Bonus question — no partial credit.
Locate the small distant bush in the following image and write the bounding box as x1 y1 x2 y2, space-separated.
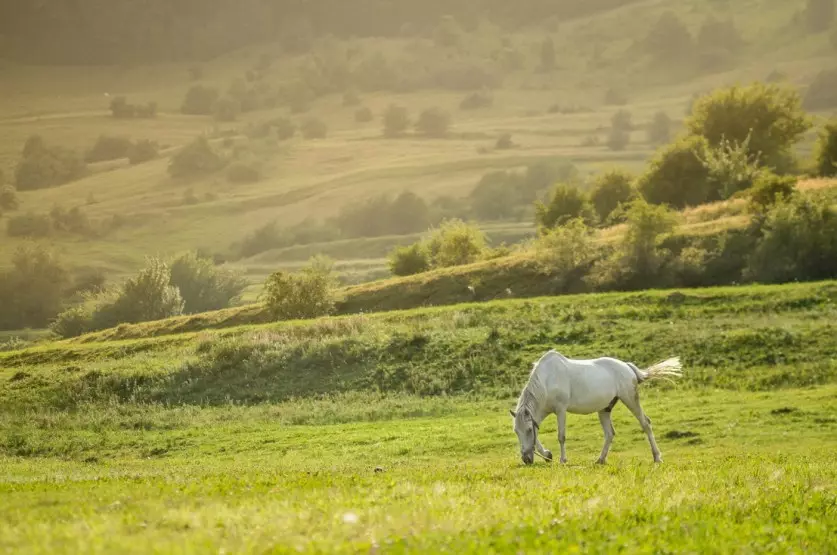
815 120 837 177
589 169 636 223
273 117 296 140
383 105 410 137
355 107 374 123
804 68 837 111
0 185 19 211
747 172 797 213
226 162 261 184
213 97 241 122
14 136 86 191
301 118 328 139
415 107 451 138
7 212 52 238
168 136 225 178
50 205 94 236
647 112 672 145
263 256 338 320
536 184 592 229
50 306 92 338
388 243 431 276
110 96 157 119
128 140 159 165
425 219 487 268
460 90 494 110
611 110 633 131
169 251 247 314
495 133 515 150
606 128 630 151
804 0 835 33
342 89 361 107
637 135 713 208
469 170 520 220
85 135 133 163
181 85 220 116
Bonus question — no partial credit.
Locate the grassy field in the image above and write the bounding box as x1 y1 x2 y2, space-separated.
2 281 837 552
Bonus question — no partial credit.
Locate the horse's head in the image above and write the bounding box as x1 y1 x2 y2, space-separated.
509 407 539 464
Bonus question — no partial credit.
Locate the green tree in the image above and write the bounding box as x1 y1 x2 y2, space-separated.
388 243 431 276
636 135 714 208
589 169 635 223
263 256 339 320
536 184 592 229
383 105 410 138
425 219 487 268
168 137 225 178
415 108 451 138
0 245 69 331
815 120 837 177
169 252 247 314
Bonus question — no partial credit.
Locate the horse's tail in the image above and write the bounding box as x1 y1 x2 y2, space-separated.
630 357 683 386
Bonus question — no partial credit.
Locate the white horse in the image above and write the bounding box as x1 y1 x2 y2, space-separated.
509 350 682 465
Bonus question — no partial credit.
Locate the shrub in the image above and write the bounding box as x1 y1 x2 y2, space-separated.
388 243 431 276
697 132 763 199
50 205 94 236
540 37 556 70
606 128 630 151
0 185 19 211
589 169 636 223
168 136 224 178
815 120 837 177
425 219 487 268
128 140 159 165
50 306 93 338
746 194 837 283
7 212 52 237
804 68 837 111
611 109 633 131
636 135 713 208
747 172 797 213
495 133 515 150
226 162 261 184
535 184 592 229
109 97 157 119
469 170 520 220
415 107 451 138
301 118 328 139
335 191 430 238
647 112 672 145
263 256 338 320
383 105 410 137
0 245 69 331
168 251 247 314
14 136 86 191
213 97 240 122
804 0 835 33
135 102 158 119
85 135 133 163
534 218 597 286
355 107 374 123
91 258 185 330
273 117 297 140
181 85 220 115
688 83 812 171
460 90 494 110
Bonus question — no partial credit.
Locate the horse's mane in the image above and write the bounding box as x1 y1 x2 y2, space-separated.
515 354 552 413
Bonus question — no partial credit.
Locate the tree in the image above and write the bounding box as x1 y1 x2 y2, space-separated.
589 169 635 223
536 184 592 229
687 83 812 172
168 252 247 314
415 107 451 138
181 85 220 115
14 136 86 191
0 184 19 211
611 109 633 131
533 218 596 281
168 137 224 178
606 128 630 151
647 112 672 145
263 256 338 320
815 120 837 177
425 219 487 268
213 97 240 122
643 11 693 65
469 171 519 220
388 243 431 276
383 104 410 138
0 245 69 331
636 135 713 208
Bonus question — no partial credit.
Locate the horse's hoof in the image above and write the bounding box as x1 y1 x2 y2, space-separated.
595 458 607 465
543 450 553 462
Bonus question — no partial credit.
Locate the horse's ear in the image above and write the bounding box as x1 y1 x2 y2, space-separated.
509 410 516 418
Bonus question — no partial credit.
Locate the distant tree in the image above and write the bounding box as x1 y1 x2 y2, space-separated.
263 256 338 320
128 140 159 165
0 245 69 331
213 97 241 122
636 135 713 208
647 112 673 145
355 107 374 123
168 251 247 314
273 117 297 140
460 90 494 110
540 37 556 70
589 169 636 223
14 136 86 191
301 118 328 139
388 243 431 276
6 213 53 238
697 16 745 54
495 133 515 150
85 135 133 163
388 191 432 235
815 120 837 177
383 104 410 138
606 128 630 151
0 184 19 211
536 184 592 229
643 11 693 65
469 170 519 220
804 0 835 33
226 162 261 184
415 107 451 138
611 109 633 131
168 137 225 178
803 68 837 111
181 85 220 115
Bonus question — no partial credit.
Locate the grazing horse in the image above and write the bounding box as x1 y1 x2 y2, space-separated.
509 350 682 465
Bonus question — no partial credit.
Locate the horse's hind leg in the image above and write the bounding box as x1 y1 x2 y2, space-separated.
596 400 617 464
622 391 662 463
557 409 568 464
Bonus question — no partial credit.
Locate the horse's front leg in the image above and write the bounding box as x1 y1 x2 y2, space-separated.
557 409 567 463
535 437 552 462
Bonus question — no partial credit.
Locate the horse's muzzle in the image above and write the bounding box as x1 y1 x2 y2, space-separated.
522 453 534 465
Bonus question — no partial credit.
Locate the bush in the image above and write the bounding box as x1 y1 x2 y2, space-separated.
301 118 328 139
7 212 52 237
495 133 515 150
747 172 797 213
14 136 86 191
128 140 159 165
697 132 763 199
50 205 94 236
469 170 520 220
815 120 837 177
263 256 338 320
0 185 19 211
226 162 261 184
355 107 374 123
425 219 487 268
0 245 69 331
804 0 835 33
688 83 812 171
168 251 247 314
85 135 133 163
606 128 630 151
611 109 633 131
168 136 224 178
181 85 220 115
50 306 92 338
637 135 713 208
590 169 636 223
388 243 431 276
109 97 157 119
804 68 837 111
460 90 494 110
335 191 430 238
534 219 596 287
746 194 837 283
647 112 672 145
415 107 451 138
535 184 592 229
383 105 410 137
273 117 297 140
519 159 579 202
213 97 240 122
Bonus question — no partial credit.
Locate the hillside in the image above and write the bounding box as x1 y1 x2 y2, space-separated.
1 0 836 300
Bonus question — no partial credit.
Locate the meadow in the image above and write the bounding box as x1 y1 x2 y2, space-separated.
2 281 837 553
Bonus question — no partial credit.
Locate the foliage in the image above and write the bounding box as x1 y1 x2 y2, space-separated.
0 245 69 331
606 128 630 151
181 85 220 116
469 170 520 220
697 132 763 199
425 219 487 268
815 120 837 177
14 136 86 191
589 169 636 223
273 117 296 140
388 242 431 276
804 0 835 33
354 107 374 123
128 140 159 165
168 137 225 178
804 68 837 111
6 213 53 238
49 306 93 338
0 184 19 211
383 104 410 137
415 108 451 138
263 256 339 320
495 133 514 150
636 135 713 208
335 191 431 238
109 97 157 119
747 173 797 213
85 135 133 163
647 112 672 145
687 83 812 171
536 184 592 229
611 109 633 131
226 162 261 184
50 205 94 236
301 117 328 139
168 252 247 314
459 90 493 110
533 218 596 281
